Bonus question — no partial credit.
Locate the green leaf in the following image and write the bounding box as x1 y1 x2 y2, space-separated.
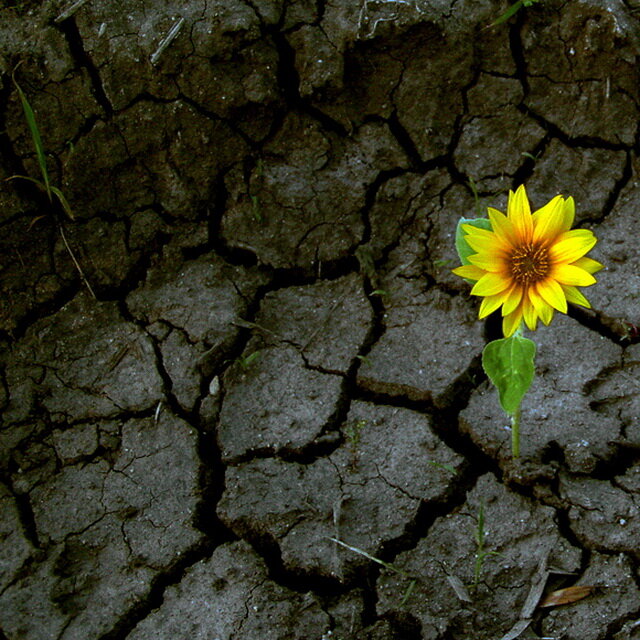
455 217 492 267
13 74 51 199
482 335 536 415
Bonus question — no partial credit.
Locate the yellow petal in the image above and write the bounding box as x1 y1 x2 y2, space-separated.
471 272 511 296
527 285 549 317
479 293 505 319
532 195 565 244
462 224 508 248
549 230 597 263
462 224 501 242
522 295 538 331
562 196 575 231
452 264 486 281
465 233 510 254
487 207 517 246
468 253 507 273
553 264 596 286
508 185 533 242
536 279 568 313
540 304 554 325
573 256 604 274
562 285 592 309
502 285 523 316
528 287 554 325
502 307 523 337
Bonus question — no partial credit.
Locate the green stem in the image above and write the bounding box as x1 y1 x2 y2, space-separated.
511 406 521 458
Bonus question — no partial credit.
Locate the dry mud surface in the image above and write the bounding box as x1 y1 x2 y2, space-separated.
1 0 640 638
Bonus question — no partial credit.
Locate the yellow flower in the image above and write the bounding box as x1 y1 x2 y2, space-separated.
453 185 603 337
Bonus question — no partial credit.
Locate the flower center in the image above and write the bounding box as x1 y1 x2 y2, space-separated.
510 243 550 285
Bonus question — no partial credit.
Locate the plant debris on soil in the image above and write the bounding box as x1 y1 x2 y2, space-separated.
1 0 640 639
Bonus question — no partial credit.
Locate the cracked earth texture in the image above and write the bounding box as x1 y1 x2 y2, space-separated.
1 0 640 638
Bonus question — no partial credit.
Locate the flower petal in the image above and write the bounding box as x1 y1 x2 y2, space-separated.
527 285 554 326
468 253 507 272
522 295 538 331
540 304 554 325
527 285 549 317
479 293 505 319
553 264 597 286
465 233 510 254
452 264 486 281
501 285 523 316
536 279 568 313
487 207 517 246
562 196 575 231
549 229 597 263
562 285 592 309
461 224 496 239
471 272 511 296
453 186 601 339
508 185 533 242
502 307 523 337
573 256 604 274
532 195 565 244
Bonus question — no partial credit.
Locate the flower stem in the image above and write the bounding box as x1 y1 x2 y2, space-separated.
511 406 521 458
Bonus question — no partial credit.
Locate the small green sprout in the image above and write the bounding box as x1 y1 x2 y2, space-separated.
355 245 378 285
235 350 260 370
433 259 453 270
521 151 540 162
489 0 543 28
472 502 500 591
467 177 484 217
428 460 458 475
250 194 262 222
247 158 265 222
344 419 366 449
343 418 367 469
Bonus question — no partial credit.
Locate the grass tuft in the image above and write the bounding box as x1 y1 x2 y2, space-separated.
6 63 96 298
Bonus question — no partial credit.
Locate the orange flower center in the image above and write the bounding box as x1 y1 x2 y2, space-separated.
510 243 550 285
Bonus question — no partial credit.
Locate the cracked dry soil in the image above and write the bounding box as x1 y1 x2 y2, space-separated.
1 0 640 638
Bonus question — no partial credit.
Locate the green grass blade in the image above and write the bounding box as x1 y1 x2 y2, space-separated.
5 174 45 189
428 460 458 475
399 579 417 607
490 0 525 26
328 537 410 577
13 74 51 200
50 186 74 220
